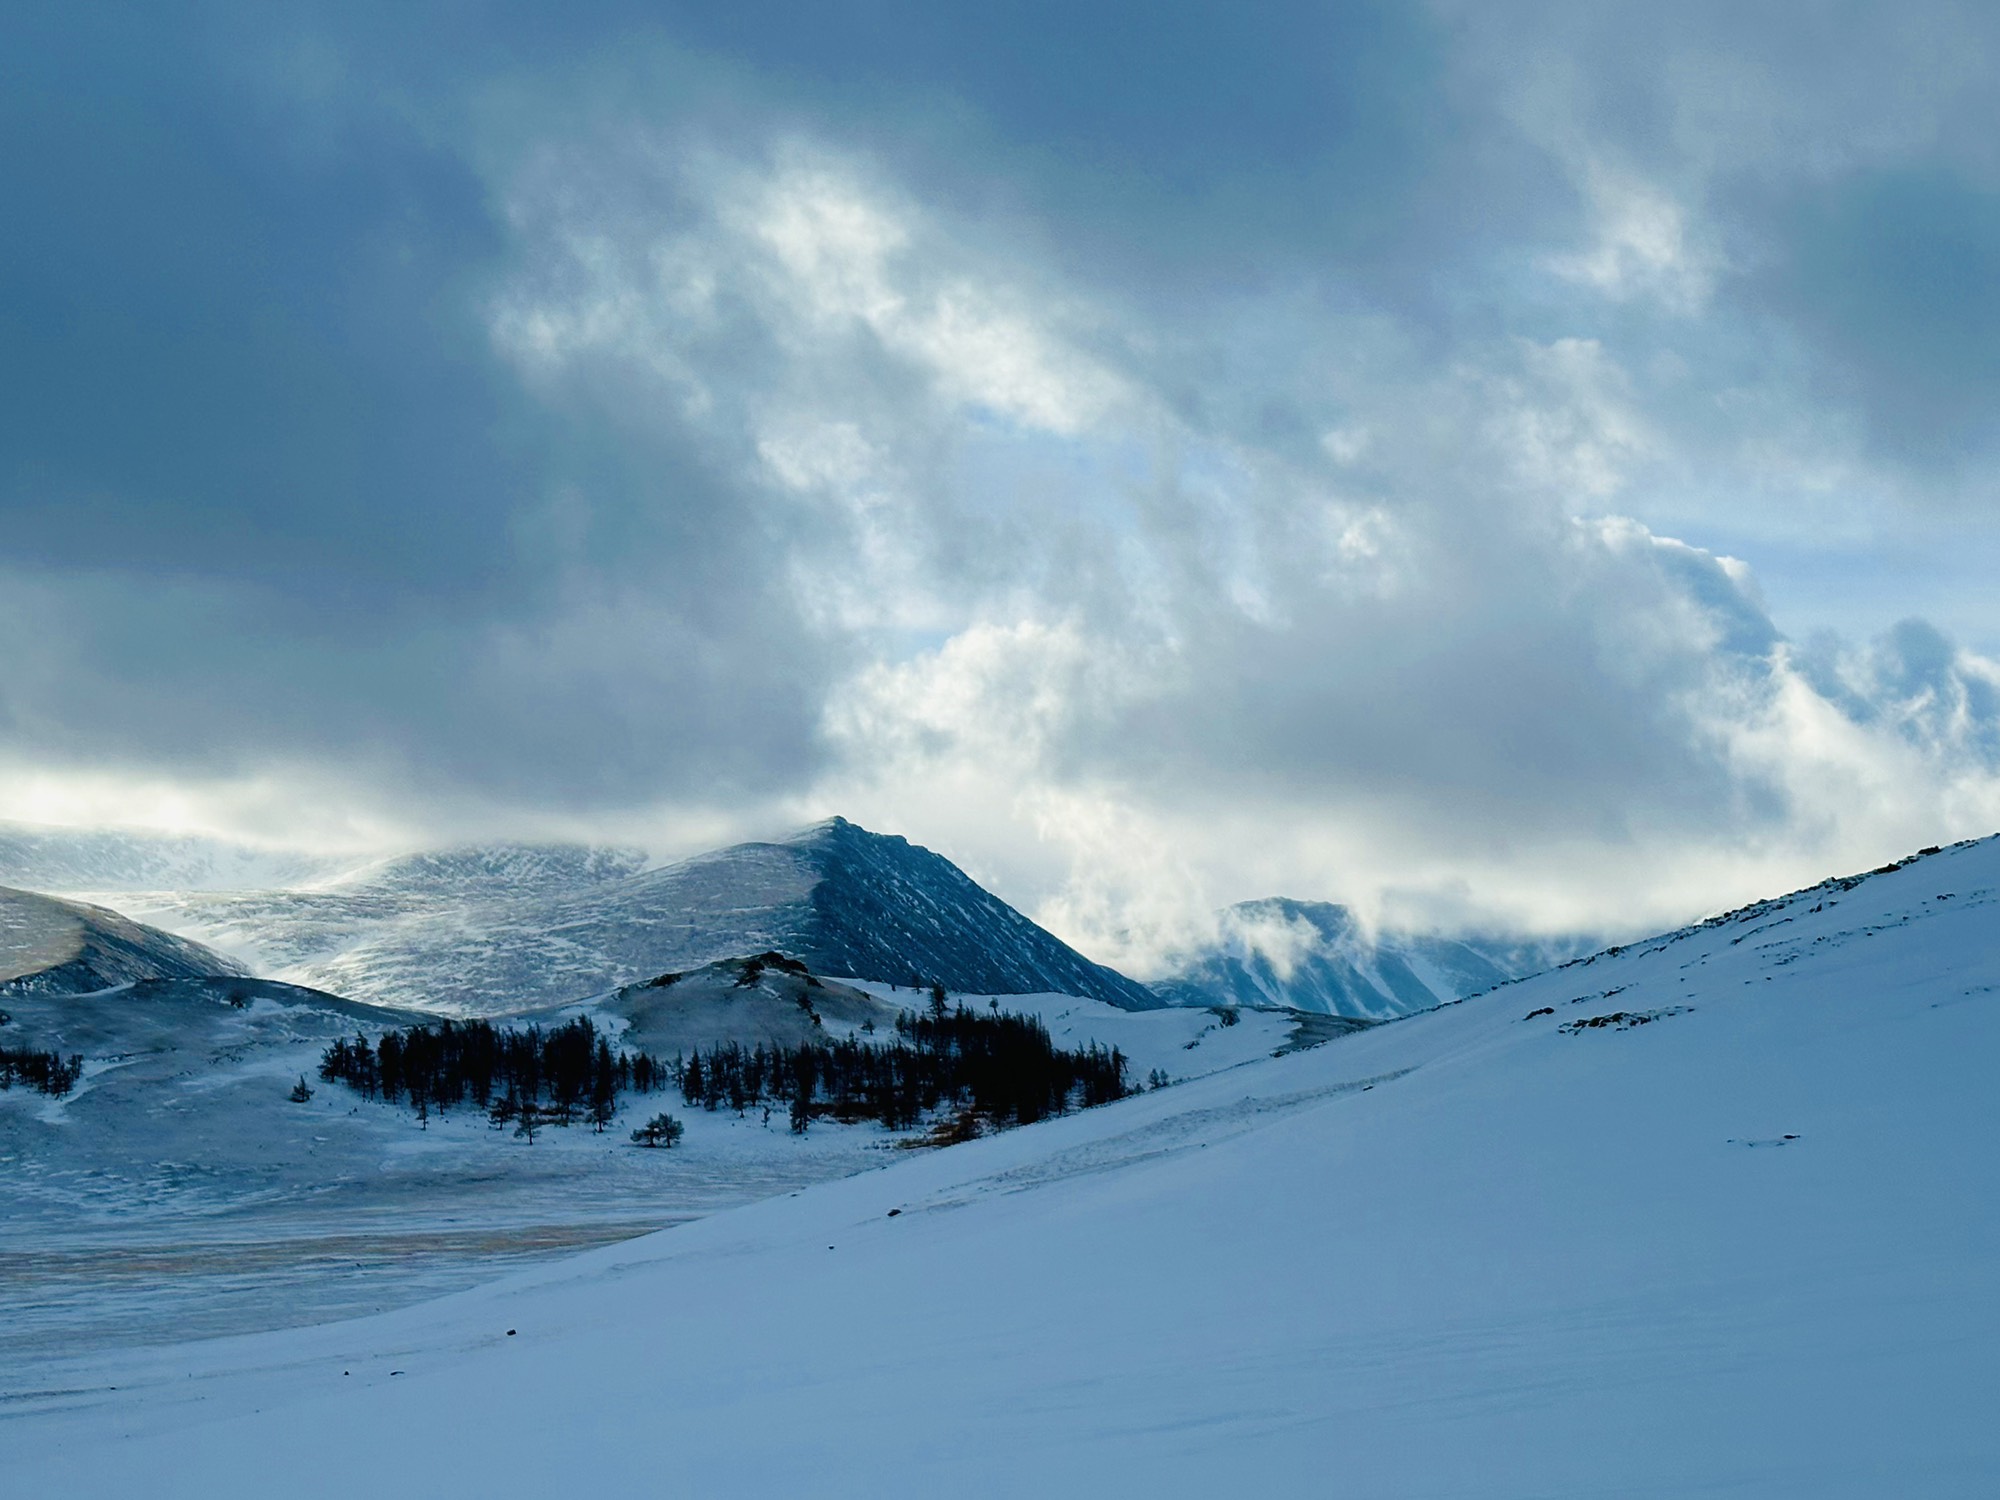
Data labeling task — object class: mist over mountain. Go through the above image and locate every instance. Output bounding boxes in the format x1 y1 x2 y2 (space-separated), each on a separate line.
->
0 823 336 895
5 816 1609 1020
95 818 1159 1014
1154 897 1597 1019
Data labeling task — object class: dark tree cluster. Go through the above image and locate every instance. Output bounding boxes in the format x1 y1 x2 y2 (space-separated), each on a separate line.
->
678 1004 1128 1134
631 1111 685 1148
319 1016 669 1131
734 951 821 989
0 1044 84 1096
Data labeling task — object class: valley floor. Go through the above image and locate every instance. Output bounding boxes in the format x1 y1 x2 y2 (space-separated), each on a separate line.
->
0 986 1308 1360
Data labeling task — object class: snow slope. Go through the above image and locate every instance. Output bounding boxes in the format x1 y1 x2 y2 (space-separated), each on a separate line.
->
0 886 245 996
576 956 908 1056
79 840 655 1002
1153 895 1595 1018
111 819 1160 1014
0 953 1300 1359
0 821 334 893
6 836 1996 1495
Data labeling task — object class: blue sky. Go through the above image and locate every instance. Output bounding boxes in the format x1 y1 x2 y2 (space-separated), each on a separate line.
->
6 2 2000 961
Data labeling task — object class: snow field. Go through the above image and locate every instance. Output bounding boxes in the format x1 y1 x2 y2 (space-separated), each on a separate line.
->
4 840 1996 1495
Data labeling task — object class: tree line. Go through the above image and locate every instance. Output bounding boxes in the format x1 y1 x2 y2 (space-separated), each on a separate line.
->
318 1015 670 1132
0 1044 84 1096
317 1001 1131 1141
680 1004 1129 1133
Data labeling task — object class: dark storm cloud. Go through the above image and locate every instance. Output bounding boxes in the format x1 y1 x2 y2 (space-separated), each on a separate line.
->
5 0 2000 927
2 5 514 600
1745 169 2000 466
655 0 1482 272
0 4 836 806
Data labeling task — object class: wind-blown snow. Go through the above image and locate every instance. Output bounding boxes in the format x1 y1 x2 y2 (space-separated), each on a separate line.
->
5 837 1996 1494
1153 896 1595 1018
0 822 338 894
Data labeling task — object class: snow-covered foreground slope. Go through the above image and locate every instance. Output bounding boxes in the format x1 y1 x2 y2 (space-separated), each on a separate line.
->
7 838 1998 1496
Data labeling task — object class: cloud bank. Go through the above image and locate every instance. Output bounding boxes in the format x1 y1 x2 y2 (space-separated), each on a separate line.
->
6 3 2000 964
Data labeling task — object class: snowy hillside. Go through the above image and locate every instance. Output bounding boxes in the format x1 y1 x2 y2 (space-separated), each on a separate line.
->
0 967 916 1354
0 937 1297 1357
319 842 649 898
579 956 906 1056
0 886 245 997
1153 896 1595 1018
114 819 1160 1014
0 821 334 893
8 834 1996 1495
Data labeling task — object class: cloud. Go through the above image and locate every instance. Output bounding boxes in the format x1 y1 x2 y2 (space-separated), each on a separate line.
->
1545 162 1719 311
4 2 2000 963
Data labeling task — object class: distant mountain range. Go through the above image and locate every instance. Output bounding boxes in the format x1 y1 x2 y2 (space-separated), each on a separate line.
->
0 819 1593 1018
9 818 1159 1014
1151 897 1597 1020
0 823 337 893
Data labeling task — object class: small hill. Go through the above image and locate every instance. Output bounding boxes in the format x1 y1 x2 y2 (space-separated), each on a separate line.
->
0 886 246 997
581 954 906 1057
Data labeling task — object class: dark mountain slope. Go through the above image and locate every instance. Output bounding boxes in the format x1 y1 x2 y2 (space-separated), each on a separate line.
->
0 886 247 998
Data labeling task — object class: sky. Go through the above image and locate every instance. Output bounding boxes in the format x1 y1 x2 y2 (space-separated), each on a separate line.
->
7 2 2000 971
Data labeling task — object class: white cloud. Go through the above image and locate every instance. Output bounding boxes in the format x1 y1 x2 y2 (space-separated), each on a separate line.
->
1546 161 1720 311
471 129 2000 966
1490 337 1656 501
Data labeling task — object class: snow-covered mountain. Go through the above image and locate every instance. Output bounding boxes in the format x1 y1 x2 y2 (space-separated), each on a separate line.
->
0 821 335 893
113 818 1161 1014
7 833 1995 1493
1153 896 1595 1018
556 818 1162 1009
319 842 649 899
0 886 246 997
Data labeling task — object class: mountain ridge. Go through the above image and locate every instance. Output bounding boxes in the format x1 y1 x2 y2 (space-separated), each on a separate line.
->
78 818 1162 1014
1152 894 1595 1019
0 886 247 998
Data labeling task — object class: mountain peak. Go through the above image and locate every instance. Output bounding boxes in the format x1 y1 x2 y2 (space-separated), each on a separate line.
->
105 820 1161 1014
660 819 1159 1010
